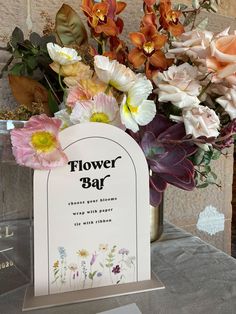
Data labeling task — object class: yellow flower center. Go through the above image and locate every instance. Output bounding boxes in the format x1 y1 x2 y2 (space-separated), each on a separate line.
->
96 9 105 21
90 112 110 123
143 42 155 54
128 104 138 113
59 51 73 60
31 131 57 153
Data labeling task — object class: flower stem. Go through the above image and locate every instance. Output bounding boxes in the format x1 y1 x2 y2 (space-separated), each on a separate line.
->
58 67 66 92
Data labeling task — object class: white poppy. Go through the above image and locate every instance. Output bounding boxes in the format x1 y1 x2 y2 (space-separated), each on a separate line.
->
47 43 81 65
94 55 136 92
54 109 73 129
120 76 156 133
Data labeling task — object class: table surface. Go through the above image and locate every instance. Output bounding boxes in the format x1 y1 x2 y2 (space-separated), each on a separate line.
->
0 223 236 314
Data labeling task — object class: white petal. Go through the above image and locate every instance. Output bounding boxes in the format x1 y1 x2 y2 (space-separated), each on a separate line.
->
47 43 81 65
54 109 72 129
110 61 136 92
127 76 153 107
94 56 136 92
70 101 93 124
120 97 139 132
93 92 118 121
94 55 115 84
132 100 156 126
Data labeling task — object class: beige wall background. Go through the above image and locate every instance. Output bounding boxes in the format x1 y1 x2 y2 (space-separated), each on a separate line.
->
0 0 235 253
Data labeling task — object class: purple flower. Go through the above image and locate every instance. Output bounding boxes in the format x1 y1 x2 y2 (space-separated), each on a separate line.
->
90 253 97 266
97 272 103 277
112 265 121 274
118 248 129 255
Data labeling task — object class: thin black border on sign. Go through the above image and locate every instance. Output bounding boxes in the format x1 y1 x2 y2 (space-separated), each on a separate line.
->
46 136 138 294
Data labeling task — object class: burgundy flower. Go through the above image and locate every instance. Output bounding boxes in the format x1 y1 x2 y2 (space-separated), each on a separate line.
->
139 114 198 206
112 265 121 274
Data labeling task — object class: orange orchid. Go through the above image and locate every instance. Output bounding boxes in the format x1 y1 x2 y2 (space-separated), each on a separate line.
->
159 0 184 37
105 36 128 64
81 0 126 37
144 0 156 6
128 25 168 76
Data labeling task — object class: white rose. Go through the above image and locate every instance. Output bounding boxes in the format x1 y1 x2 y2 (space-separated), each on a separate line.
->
216 87 236 120
181 105 220 139
169 30 214 60
154 63 201 109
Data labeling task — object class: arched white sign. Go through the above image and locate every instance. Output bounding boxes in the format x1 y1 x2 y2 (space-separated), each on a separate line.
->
34 123 150 296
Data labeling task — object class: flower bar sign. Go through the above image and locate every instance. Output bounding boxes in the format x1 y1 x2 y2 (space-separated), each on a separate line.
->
24 123 163 310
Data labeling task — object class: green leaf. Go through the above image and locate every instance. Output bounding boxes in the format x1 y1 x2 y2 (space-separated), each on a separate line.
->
197 183 209 188
55 4 88 46
11 27 24 48
193 149 205 165
212 150 221 160
48 90 59 114
197 17 208 31
99 263 104 268
10 63 25 75
192 0 200 9
26 55 38 70
30 32 42 46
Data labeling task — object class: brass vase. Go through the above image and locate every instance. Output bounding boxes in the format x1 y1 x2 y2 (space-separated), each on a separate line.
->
150 200 164 242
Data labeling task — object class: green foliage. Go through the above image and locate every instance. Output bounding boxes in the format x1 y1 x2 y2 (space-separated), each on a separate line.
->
1 27 56 78
191 147 222 189
105 246 116 268
55 4 88 46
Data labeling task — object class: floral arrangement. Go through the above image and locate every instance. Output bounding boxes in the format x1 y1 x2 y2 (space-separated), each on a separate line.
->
1 0 235 205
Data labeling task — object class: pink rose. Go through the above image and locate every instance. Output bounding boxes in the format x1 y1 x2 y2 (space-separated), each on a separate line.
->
207 34 236 81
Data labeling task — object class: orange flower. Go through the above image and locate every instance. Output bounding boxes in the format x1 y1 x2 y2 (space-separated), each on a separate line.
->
144 0 156 6
159 0 184 37
128 25 168 71
81 0 126 37
105 36 127 64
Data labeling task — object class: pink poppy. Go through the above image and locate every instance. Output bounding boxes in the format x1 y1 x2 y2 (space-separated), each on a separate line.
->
10 114 68 170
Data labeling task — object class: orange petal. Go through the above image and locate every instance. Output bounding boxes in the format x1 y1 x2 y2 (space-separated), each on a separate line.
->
141 25 158 41
149 51 168 69
129 32 146 49
116 2 127 14
96 18 117 36
142 13 157 27
93 2 109 18
128 48 146 68
169 23 185 37
144 0 156 6
152 33 167 50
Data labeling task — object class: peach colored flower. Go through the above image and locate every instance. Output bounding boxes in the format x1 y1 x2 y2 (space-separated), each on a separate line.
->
206 34 236 81
66 78 108 108
50 61 93 79
154 63 201 108
10 114 68 170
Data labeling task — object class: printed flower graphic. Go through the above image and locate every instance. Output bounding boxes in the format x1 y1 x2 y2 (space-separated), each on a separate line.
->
118 248 129 255
77 249 90 258
10 114 68 170
99 244 108 252
112 265 121 274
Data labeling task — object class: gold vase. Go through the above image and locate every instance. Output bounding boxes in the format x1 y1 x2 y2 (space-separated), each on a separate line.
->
150 200 164 242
